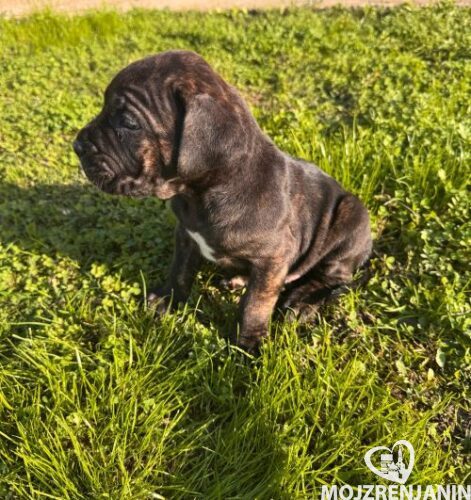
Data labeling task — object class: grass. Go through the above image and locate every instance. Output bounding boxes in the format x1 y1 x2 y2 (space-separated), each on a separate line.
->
0 4 470 498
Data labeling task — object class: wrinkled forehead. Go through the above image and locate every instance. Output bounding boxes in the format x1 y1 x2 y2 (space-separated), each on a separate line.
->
104 57 158 107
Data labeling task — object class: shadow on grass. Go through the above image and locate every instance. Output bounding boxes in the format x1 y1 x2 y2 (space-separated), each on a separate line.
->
0 179 420 334
0 180 239 336
0 180 390 321
0 179 401 279
0 181 175 284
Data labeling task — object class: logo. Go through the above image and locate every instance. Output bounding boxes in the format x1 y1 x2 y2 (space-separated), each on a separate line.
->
321 438 470 500
364 440 414 484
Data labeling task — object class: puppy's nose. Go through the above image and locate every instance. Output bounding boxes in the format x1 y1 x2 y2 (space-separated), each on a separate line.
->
73 139 85 157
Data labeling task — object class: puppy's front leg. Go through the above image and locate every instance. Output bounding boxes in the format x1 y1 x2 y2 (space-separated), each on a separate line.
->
148 225 201 313
235 260 288 352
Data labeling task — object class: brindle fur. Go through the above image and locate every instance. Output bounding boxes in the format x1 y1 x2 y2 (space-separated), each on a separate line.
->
74 50 372 352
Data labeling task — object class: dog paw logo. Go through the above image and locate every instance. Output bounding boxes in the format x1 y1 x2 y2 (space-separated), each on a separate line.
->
364 440 414 484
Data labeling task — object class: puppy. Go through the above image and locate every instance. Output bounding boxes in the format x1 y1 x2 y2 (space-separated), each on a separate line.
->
74 50 372 351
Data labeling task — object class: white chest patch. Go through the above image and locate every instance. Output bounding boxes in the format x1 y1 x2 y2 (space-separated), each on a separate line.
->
187 230 217 262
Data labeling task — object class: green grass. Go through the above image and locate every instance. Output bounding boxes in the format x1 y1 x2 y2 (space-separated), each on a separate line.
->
0 4 470 498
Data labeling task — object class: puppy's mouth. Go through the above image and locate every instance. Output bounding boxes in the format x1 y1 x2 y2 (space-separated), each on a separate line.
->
80 159 184 199
79 157 117 191
77 150 184 199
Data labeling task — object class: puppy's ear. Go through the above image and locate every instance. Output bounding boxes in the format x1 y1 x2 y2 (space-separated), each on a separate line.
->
176 93 243 179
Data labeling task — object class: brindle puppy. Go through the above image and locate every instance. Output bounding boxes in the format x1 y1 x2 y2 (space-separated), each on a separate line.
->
74 50 372 352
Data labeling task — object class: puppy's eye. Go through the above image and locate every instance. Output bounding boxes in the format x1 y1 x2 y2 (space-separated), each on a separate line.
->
120 114 140 130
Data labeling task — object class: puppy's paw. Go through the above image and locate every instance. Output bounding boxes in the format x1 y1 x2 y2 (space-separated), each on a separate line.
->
280 301 322 324
277 292 322 324
147 287 186 315
219 275 248 291
147 290 172 315
230 327 266 355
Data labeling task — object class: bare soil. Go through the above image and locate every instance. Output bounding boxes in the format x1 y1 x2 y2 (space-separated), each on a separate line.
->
1 0 468 17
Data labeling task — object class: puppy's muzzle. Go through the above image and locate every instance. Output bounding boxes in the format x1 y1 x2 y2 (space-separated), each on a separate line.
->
72 138 85 157
74 128 113 186
73 127 98 158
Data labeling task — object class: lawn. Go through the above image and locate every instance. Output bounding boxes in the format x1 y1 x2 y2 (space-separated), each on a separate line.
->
0 4 470 498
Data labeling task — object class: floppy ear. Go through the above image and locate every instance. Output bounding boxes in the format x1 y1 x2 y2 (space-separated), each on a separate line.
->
176 93 243 179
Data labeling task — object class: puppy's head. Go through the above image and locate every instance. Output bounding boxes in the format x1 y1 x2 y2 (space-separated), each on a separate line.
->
74 50 253 199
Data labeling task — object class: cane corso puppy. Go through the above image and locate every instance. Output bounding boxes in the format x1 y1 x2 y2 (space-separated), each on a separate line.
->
74 50 372 351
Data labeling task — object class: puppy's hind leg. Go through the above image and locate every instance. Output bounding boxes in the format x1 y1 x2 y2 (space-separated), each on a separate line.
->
280 193 372 321
278 261 353 322
280 257 368 321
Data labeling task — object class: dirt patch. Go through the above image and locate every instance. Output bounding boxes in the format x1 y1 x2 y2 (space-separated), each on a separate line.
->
1 0 468 17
